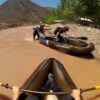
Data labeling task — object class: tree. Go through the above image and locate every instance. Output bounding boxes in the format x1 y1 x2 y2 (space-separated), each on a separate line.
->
78 0 99 15
60 0 67 10
76 0 100 28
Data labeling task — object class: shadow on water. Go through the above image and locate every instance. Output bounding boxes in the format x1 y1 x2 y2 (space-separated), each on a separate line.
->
69 53 95 59
54 48 95 59
47 44 95 59
0 94 11 100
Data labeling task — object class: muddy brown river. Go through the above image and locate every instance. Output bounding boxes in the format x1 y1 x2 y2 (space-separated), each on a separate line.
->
0 25 100 100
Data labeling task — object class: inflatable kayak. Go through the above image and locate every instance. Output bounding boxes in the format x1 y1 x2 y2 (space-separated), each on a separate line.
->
18 58 82 100
39 36 95 55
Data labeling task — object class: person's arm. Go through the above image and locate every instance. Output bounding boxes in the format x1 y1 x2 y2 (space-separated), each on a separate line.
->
71 89 81 100
12 86 19 100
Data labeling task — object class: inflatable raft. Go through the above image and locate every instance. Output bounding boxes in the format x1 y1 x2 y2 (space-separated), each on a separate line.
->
39 36 95 55
18 58 82 100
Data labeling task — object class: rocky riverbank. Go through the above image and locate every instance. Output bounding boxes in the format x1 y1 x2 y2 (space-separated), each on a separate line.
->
49 24 100 60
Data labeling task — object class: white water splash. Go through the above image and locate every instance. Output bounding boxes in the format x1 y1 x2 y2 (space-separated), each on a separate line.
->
24 37 33 42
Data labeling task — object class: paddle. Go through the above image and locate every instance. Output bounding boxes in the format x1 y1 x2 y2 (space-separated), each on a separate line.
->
80 85 100 93
0 82 100 95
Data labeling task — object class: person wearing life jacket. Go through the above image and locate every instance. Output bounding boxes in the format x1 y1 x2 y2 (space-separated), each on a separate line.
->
54 26 69 35
33 24 45 40
54 26 69 43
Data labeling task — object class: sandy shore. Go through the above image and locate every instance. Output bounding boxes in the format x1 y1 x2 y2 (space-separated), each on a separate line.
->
0 24 100 100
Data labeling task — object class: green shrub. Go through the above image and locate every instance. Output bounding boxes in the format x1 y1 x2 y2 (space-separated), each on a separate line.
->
44 15 57 24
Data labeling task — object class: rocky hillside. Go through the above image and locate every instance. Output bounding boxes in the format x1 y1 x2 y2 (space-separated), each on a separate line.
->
0 0 49 24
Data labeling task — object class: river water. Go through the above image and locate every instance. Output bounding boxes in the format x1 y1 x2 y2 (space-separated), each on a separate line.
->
0 25 100 100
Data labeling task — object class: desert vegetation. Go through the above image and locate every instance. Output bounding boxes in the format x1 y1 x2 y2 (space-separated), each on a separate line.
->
44 0 100 28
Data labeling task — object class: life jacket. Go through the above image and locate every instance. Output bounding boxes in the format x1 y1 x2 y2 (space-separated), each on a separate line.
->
54 27 64 35
39 27 45 34
34 27 40 33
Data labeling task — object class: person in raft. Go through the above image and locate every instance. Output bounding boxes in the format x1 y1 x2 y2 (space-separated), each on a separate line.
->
54 26 69 43
33 24 46 40
12 86 81 100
